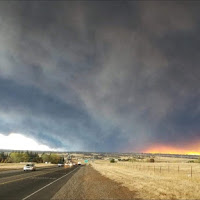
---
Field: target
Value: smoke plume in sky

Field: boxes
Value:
[0,1,200,152]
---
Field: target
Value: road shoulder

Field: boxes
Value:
[52,165,136,200]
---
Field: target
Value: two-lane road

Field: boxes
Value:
[0,165,81,200]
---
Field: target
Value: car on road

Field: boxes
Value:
[23,163,36,171]
[78,162,81,165]
[58,163,64,167]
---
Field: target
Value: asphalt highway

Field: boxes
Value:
[0,165,81,200]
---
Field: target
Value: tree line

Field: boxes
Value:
[0,151,64,164]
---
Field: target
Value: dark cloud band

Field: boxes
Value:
[0,1,199,152]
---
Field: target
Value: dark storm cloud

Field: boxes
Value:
[0,77,113,150]
[0,1,200,151]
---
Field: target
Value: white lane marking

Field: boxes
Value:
[30,177,57,180]
[0,167,63,185]
[22,166,80,200]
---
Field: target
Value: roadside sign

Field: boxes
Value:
[84,160,88,163]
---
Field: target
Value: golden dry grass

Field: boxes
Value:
[154,156,196,163]
[0,163,56,171]
[92,160,200,199]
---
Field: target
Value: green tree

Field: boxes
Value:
[50,154,61,164]
[41,153,51,163]
[22,152,29,162]
[9,152,20,163]
[0,152,7,162]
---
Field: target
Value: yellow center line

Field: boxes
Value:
[0,168,67,185]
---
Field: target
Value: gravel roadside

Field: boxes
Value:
[52,165,137,200]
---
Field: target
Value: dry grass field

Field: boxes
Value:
[153,156,196,163]
[92,158,200,199]
[0,163,56,171]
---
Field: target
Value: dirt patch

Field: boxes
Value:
[52,165,137,200]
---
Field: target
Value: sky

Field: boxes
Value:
[0,1,200,153]
[0,133,60,151]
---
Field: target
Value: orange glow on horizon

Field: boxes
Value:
[144,143,200,155]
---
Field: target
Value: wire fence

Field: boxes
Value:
[106,162,200,178]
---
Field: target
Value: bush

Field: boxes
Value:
[149,158,155,163]
[110,159,115,163]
